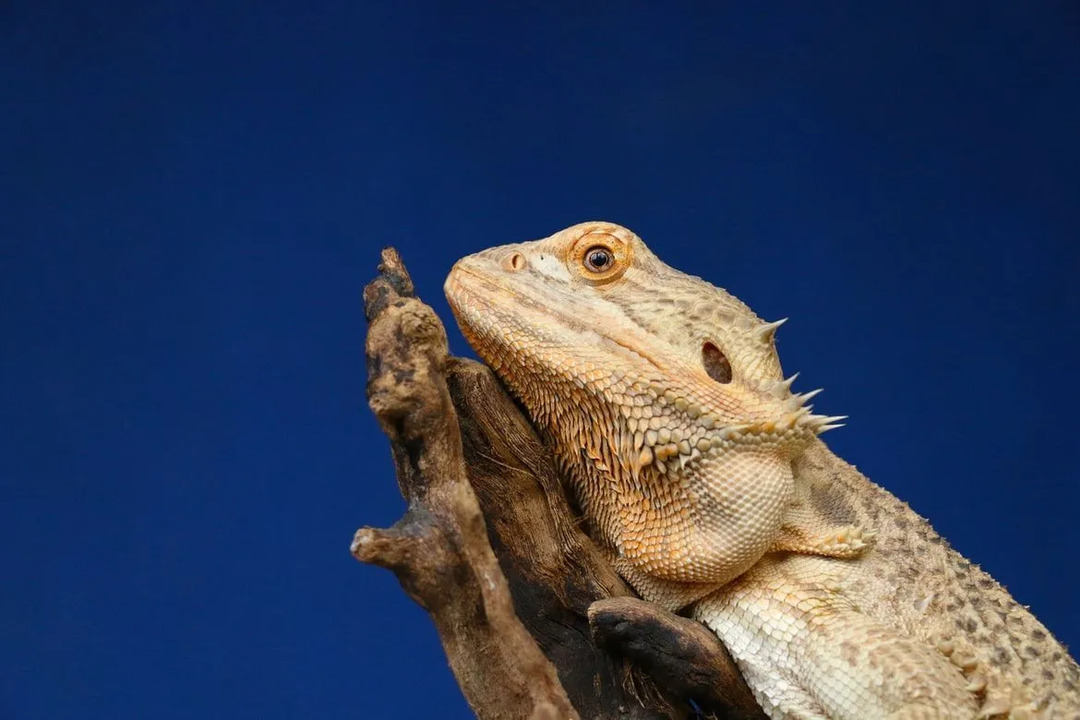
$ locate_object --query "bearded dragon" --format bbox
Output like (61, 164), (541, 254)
(444, 221), (1079, 720)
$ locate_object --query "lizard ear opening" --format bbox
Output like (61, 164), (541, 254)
(702, 342), (732, 384)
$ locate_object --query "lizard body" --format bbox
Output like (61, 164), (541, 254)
(444, 221), (1079, 719)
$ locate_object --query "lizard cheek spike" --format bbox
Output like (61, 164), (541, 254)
(445, 220), (1080, 720)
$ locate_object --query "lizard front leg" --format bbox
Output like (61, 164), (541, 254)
(695, 554), (979, 720)
(770, 478), (877, 560)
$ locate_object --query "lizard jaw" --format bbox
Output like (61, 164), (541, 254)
(447, 253), (844, 457)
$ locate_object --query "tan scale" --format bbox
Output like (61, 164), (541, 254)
(445, 221), (1079, 720)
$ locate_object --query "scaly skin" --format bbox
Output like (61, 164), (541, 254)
(444, 221), (1079, 719)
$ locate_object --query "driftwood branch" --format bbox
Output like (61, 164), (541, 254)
(589, 598), (764, 718)
(352, 248), (766, 720)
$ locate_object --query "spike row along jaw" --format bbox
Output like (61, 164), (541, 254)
(752, 317), (846, 432)
(752, 321), (845, 432)
(621, 371), (847, 478)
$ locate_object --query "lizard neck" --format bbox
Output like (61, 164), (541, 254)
(504, 366), (797, 589)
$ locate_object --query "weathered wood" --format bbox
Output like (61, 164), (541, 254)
(353, 248), (767, 719)
(353, 249), (576, 720)
(590, 598), (765, 720)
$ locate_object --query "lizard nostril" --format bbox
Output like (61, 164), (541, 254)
(702, 342), (732, 384)
(505, 252), (527, 272)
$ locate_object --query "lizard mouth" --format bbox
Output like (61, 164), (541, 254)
(446, 263), (566, 322)
(445, 262), (669, 373)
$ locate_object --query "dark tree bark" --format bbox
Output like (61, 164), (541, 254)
(352, 248), (766, 720)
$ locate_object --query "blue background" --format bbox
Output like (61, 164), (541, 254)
(4, 2), (1079, 718)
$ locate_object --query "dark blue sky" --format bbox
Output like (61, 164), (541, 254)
(4, 3), (1079, 718)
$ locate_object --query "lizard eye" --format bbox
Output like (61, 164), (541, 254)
(583, 246), (613, 273)
(569, 229), (631, 284)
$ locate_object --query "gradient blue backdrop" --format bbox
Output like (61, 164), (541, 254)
(4, 3), (1079, 718)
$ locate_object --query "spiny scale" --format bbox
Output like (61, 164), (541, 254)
(766, 372), (799, 398)
(756, 317), (788, 343)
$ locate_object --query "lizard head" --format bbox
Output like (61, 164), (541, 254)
(445, 221), (844, 593)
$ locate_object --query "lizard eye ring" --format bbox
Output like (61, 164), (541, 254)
(570, 231), (631, 284)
